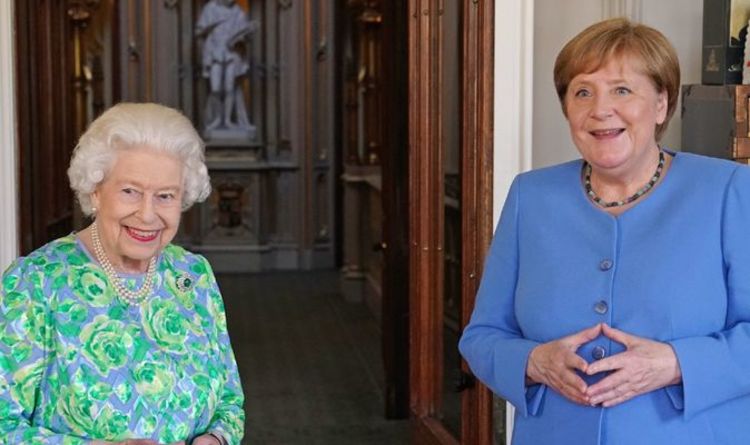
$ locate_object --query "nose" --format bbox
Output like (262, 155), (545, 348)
(591, 94), (614, 119)
(136, 195), (157, 223)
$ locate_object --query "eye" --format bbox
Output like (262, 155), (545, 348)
(157, 192), (175, 202)
(573, 88), (591, 98)
(121, 187), (142, 197)
(614, 86), (631, 96)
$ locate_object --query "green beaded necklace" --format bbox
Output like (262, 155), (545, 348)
(584, 150), (665, 208)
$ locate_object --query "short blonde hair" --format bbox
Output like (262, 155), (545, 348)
(553, 18), (680, 140)
(67, 102), (211, 215)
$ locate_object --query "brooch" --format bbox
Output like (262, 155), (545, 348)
(175, 274), (195, 293)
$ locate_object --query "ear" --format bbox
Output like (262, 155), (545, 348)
(90, 189), (101, 211)
(655, 90), (668, 125)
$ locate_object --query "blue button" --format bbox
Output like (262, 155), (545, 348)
(592, 346), (606, 360)
(594, 300), (608, 314)
(599, 259), (613, 271)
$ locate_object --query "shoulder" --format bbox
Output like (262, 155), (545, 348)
(517, 160), (581, 186)
(511, 160), (583, 199)
(2, 234), (82, 279)
(668, 152), (750, 203)
(1, 235), (84, 308)
(162, 244), (211, 270)
(673, 152), (745, 181)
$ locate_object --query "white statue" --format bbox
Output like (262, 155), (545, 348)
(196, 0), (258, 138)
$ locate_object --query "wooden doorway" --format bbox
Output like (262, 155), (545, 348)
(408, 1), (495, 444)
(15, 0), (79, 254)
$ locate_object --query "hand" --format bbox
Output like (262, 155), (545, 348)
(526, 323), (602, 405)
(190, 434), (222, 445)
(585, 324), (682, 407)
(90, 440), (160, 445)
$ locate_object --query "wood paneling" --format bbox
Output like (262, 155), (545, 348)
(15, 0), (78, 254)
(408, 0), (447, 433)
(460, 0), (496, 444)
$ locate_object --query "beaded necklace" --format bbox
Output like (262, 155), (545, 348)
(584, 150), (665, 208)
(91, 220), (156, 305)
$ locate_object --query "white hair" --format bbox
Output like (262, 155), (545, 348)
(67, 102), (211, 215)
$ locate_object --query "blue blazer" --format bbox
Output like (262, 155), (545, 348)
(459, 152), (750, 444)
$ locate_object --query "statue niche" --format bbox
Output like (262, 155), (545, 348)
(196, 0), (258, 141)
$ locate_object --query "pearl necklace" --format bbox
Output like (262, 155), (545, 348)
(584, 150), (665, 208)
(91, 220), (156, 305)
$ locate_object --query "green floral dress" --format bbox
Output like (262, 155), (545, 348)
(0, 235), (245, 444)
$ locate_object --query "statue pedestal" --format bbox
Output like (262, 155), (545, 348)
(203, 125), (257, 142)
(205, 139), (264, 161)
(184, 140), (314, 272)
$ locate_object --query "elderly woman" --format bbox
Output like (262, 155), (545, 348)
(460, 18), (750, 444)
(0, 103), (244, 444)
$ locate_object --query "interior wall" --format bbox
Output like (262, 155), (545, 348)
(0, 0), (18, 271)
(639, 1), (703, 148)
(493, 0), (534, 223)
(532, 0), (703, 169)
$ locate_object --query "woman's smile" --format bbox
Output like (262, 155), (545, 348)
(124, 226), (160, 242)
(589, 128), (625, 139)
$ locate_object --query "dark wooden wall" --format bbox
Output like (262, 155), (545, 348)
(15, 0), (76, 254)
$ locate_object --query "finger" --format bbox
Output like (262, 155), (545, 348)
(600, 388), (637, 407)
(563, 389), (591, 405)
(586, 370), (632, 398)
(601, 324), (636, 347)
(559, 379), (591, 405)
(562, 371), (589, 395)
(586, 352), (628, 375)
(547, 368), (588, 400)
(566, 323), (603, 348)
(590, 385), (633, 406)
(564, 351), (590, 373)
(557, 381), (590, 405)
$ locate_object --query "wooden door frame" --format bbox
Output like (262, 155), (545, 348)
(380, 0), (411, 419)
(459, 0), (495, 443)
(408, 0), (495, 444)
(408, 0), (447, 440)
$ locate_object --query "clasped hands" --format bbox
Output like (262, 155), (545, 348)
(525, 323), (682, 407)
(91, 434), (220, 445)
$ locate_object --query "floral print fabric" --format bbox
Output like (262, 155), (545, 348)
(0, 235), (245, 444)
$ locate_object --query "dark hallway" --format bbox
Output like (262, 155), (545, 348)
(218, 271), (410, 445)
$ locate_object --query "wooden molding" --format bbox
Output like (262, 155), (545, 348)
(461, 0), (495, 444)
(0, 0), (18, 270)
(408, 0), (444, 421)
